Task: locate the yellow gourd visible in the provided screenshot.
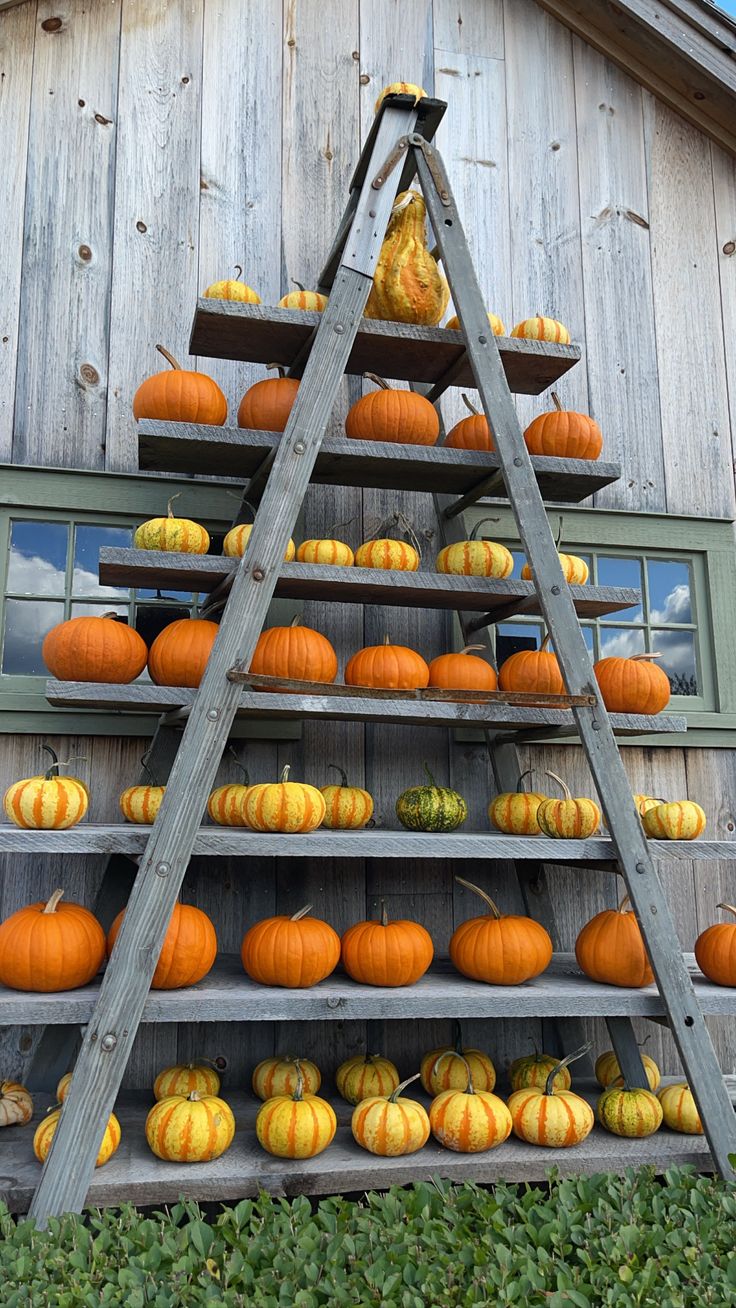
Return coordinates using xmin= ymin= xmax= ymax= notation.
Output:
xmin=365 ymin=191 xmax=449 ymax=326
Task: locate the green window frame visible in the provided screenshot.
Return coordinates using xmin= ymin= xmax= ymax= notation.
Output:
xmin=0 ymin=465 xmax=300 ymax=739
xmin=462 ymin=503 xmax=736 ymax=748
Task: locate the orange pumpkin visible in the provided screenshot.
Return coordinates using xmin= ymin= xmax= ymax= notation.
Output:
xmin=43 ymin=612 xmax=147 ymax=684
xmin=523 ymin=393 xmax=602 ymax=460
xmin=345 ymin=635 xmax=429 ymax=690
xmin=4 ymin=744 xmax=89 ymax=831
xmin=429 ymin=1056 xmax=512 ymax=1153
xmin=511 ymin=317 xmax=570 ymax=344
xmin=237 ymin=365 xmax=299 ymax=432
xmin=345 ymin=374 xmax=439 ymax=447
xmin=444 ymin=394 xmax=494 ymax=452
xmin=341 ymin=900 xmax=433 ymax=987
xmin=241 ymin=905 xmax=340 ymax=988
xmin=147 ymin=618 xmax=219 ymax=688
xmin=449 ymin=878 xmax=553 ymax=985
xmin=694 ymin=904 xmax=736 ymax=987
xmin=575 ymin=895 xmax=653 ymax=988
xmin=203 ymin=266 xmax=261 ymax=302
xmin=0 ymin=888 xmax=105 ymax=992
xmin=133 ymin=345 xmax=227 ymax=425
xmin=498 ymin=634 xmax=565 ymax=698
xmin=594 ymin=653 xmax=671 ymax=715
xmin=249 ymin=617 xmax=338 ymax=686
xmin=107 ymin=900 xmax=217 ymax=990
xmin=428 ymin=644 xmax=497 ymax=693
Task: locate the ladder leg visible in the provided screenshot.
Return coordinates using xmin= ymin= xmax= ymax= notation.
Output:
xmin=28 ymin=103 xmax=422 ymax=1225
xmin=415 ymin=137 xmax=736 ymax=1177
xmin=605 ymin=1015 xmax=652 ymax=1089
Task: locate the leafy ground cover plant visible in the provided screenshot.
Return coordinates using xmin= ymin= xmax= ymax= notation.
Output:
xmin=1 ymin=1166 xmax=735 ymax=1307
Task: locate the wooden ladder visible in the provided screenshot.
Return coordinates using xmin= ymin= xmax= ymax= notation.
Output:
xmin=28 ymin=95 xmax=736 ymax=1221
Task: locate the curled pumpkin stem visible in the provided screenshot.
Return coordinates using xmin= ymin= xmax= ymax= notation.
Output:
xmin=43 ymin=888 xmax=65 ymax=915
xmin=266 ymin=362 xmax=287 ymax=378
xmin=461 ymin=393 xmax=480 ymax=417
xmin=433 ymin=1050 xmax=475 ymax=1095
xmin=327 ymin=763 xmax=349 ymax=788
xmin=166 ymin=494 xmax=182 ymax=518
xmin=543 ymin=770 xmax=572 ymax=803
xmin=290 ymin=904 xmax=312 ymax=921
xmin=543 ymin=1042 xmax=592 ymax=1097
xmin=454 ymin=876 xmax=502 ymax=920
xmin=717 ymin=903 xmax=736 ymax=919
xmin=363 ymin=372 xmax=391 ymax=391
xmin=155 ymin=345 xmax=181 ymax=371
xmin=389 ymin=1072 xmax=422 ymax=1102
xmin=469 ymin=516 xmax=500 ymax=543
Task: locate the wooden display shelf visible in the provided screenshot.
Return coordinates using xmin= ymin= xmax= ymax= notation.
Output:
xmin=1 ymin=955 xmax=731 ymax=1026
xmin=1 ymin=824 xmax=732 ymax=861
xmin=189 ymin=301 xmax=581 ymax=395
xmin=137 ymin=421 xmax=620 ymax=502
xmin=45 ymin=680 xmax=687 ymax=736
xmin=0 ymin=1087 xmax=713 ymax=1213
xmin=99 ymin=548 xmax=639 ymax=622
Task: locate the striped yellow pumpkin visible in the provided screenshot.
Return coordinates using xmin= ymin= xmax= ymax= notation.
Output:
xmin=223 ymin=523 xmax=296 ymax=562
xmin=256 ymin=1064 xmax=336 ymax=1158
xmin=252 ymin=1055 xmax=321 ymax=1101
xmin=522 ymin=552 xmax=589 ymax=585
xmin=429 ymin=1078 xmax=512 ymax=1153
xmin=153 ymin=1062 xmax=221 ymax=1102
xmin=243 ymin=765 xmax=325 ymax=833
xmin=642 ymin=801 xmax=706 ymax=841
xmin=34 ymin=1108 xmax=121 ymax=1166
xmin=436 ymin=538 xmax=513 ymax=579
xmin=420 ymin=1030 xmax=496 ymax=1095
xmin=509 ymin=1052 xmax=572 ymax=1093
xmin=595 ymin=1049 xmax=661 ymax=1092
xmin=4 ymin=746 xmax=88 ymax=831
xmin=296 ymin=539 xmax=354 ymax=566
xmin=277 ymin=282 xmax=328 ymax=312
xmin=203 ymin=268 xmax=260 ymax=303
xmin=134 ymin=497 xmax=210 ymax=554
xmin=320 ymin=766 xmax=374 ymax=830
xmin=511 ymin=316 xmax=571 ymax=344
xmin=119 ymin=784 xmax=165 ymax=824
xmin=365 ymin=191 xmax=449 ymax=326
xmin=207 ymin=783 xmax=251 ymax=826
xmin=351 ymin=1073 xmax=430 ymax=1156
xmin=446 ymin=312 xmax=505 ymax=336
xmin=657 ymin=1082 xmax=702 ymax=1135
xmin=489 ymin=772 xmax=547 ymax=836
xmin=56 ymin=1072 xmax=72 ymax=1103
xmin=336 ymin=1054 xmax=400 ymax=1106
xmin=597 ymin=1086 xmax=663 ymax=1137
xmin=145 ymin=1091 xmax=235 ymax=1162
xmin=354 ymin=539 xmax=419 ymax=572
xmin=537 ymin=771 xmax=600 ymax=839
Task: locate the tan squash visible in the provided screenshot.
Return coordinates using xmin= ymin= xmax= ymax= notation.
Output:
xmin=365 ymin=191 xmax=449 ymax=326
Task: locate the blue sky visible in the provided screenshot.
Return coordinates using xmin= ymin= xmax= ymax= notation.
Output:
xmin=715 ymin=0 xmax=736 ymax=13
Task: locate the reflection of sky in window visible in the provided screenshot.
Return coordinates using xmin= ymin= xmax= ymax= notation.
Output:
xmin=648 ymin=560 xmax=691 ymax=623
xmin=7 ymin=521 xmax=68 ymax=595
xmin=599 ymin=626 xmax=646 ymax=658
xmin=2 ymin=599 xmax=64 ymax=674
xmin=597 ymin=556 xmax=643 ymax=620
xmin=73 ymin=526 xmax=132 ymax=598
xmin=653 ymin=629 xmax=698 ymax=693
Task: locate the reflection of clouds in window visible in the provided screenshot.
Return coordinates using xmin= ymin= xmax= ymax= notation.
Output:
xmin=6 ymin=551 xmax=67 ymax=597
xmin=649 ymin=582 xmax=691 ymax=625
xmin=2 ymin=599 xmax=64 ymax=674
xmin=648 ymin=561 xmax=691 ymax=623
xmin=654 ymin=629 xmax=698 ymax=692
xmin=73 ymin=526 xmax=132 ymax=598
xmin=599 ymin=627 xmax=646 ymax=659
xmin=7 ymin=521 xmax=68 ymax=595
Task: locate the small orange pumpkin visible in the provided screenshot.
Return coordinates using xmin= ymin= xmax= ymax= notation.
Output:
xmin=594 ymin=652 xmax=671 ymax=715
xmin=498 ymin=634 xmax=565 ymax=698
xmin=449 ymin=878 xmax=553 ymax=985
xmin=511 ymin=317 xmax=571 ymax=344
xmin=43 ymin=612 xmax=147 ymax=684
xmin=119 ymin=751 xmax=165 ymax=825
xmin=147 ymin=618 xmax=219 ymax=688
xmin=341 ymin=900 xmax=434 ymax=987
xmin=444 ymin=394 xmax=494 ymax=452
xmin=345 ymin=635 xmax=429 ymax=690
xmin=277 ymin=280 xmax=328 ymax=312
xmin=694 ymin=904 xmax=736 ymax=987
xmin=345 ymin=373 xmax=439 ymax=447
xmin=237 ymin=365 xmax=299 ymax=432
xmin=249 ymin=616 xmax=338 ymax=686
xmin=4 ymin=745 xmax=89 ymax=831
xmin=203 ymin=266 xmax=261 ymax=302
xmin=523 ymin=392 xmax=602 ymax=460
xmin=133 ymin=345 xmax=227 ymax=425
xmin=575 ymin=894 xmax=653 ymax=988
xmin=107 ymin=900 xmax=217 ymax=990
xmin=241 ymin=905 xmax=340 ymax=988
xmin=0 ymin=888 xmax=105 ymax=993
xmin=428 ymin=644 xmax=497 ymax=693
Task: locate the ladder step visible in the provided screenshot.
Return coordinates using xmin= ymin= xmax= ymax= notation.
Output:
xmin=99 ymin=548 xmax=637 ymax=620
xmin=137 ymin=422 xmax=619 ymax=502
xmin=1 ymin=955 xmax=732 ymax=1027
xmin=0 ymin=1083 xmax=716 ymax=1215
xmin=188 ymin=302 xmax=581 ymax=395
xmin=43 ymin=680 xmax=688 ymax=735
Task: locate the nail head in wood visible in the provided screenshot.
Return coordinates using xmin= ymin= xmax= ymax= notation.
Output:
xmin=100 ymin=1035 xmax=117 ymax=1052
xmin=636 ymin=863 xmax=646 ymax=874
xmin=551 ymin=585 xmax=561 ymax=595
xmin=294 ymin=442 xmax=306 ymax=454
xmin=155 ymin=862 xmax=170 ymax=877
xmin=252 ymin=569 xmax=264 ymax=581
xmin=207 ymin=709 xmax=220 ymax=721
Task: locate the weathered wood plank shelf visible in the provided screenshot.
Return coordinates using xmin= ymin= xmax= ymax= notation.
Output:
xmin=99 ymin=548 xmax=639 ymax=621
xmin=44 ymin=680 xmax=688 ymax=736
xmin=1 ymin=824 xmax=732 ymax=861
xmin=0 ymin=1087 xmax=712 ymax=1214
xmin=189 ymin=301 xmax=582 ymax=395
xmin=137 ymin=421 xmax=620 ymax=502
xmin=1 ymin=955 xmax=732 ymax=1026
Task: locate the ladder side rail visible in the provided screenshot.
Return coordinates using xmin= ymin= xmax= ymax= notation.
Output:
xmin=415 ymin=138 xmax=736 ymax=1176
xmin=28 ymin=102 xmax=421 ymax=1225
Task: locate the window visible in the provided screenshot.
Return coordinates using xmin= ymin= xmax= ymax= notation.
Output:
xmin=463 ymin=503 xmax=736 ymax=747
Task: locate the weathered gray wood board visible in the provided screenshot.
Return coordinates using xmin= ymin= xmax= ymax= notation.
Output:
xmin=712 ymin=144 xmax=736 ymax=474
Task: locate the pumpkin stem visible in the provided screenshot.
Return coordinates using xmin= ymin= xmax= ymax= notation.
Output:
xmin=388 ymin=1071 xmax=422 ymax=1103
xmin=187 ymin=1091 xmax=201 ymax=1102
xmin=454 ymin=877 xmax=501 ymax=920
xmin=42 ymin=744 xmax=60 ymax=779
xmin=290 ymin=904 xmax=312 ymax=921
xmin=327 ymin=764 xmax=349 ymax=788
xmin=543 ymin=1042 xmax=592 ymax=1097
xmin=233 ymin=265 xmax=243 ymax=279
xmin=363 ymin=372 xmax=391 ymax=391
xmin=327 ymin=516 xmax=356 ymax=537
xmin=291 ymin=279 xmax=306 ymax=292
xmin=540 ymin=632 xmax=552 ymax=653
xmin=469 ymin=516 xmax=500 ymax=542
xmin=289 ymin=615 xmax=302 ymax=628
xmin=618 ymin=894 xmax=632 ymax=913
xmin=554 ymin=515 xmax=564 ymax=550
xmin=42 ymin=889 xmax=65 ymax=915
xmin=380 ymin=899 xmax=389 ymax=928
xmin=99 ymin=610 xmax=123 ymax=621
xmin=292 ymin=1060 xmax=305 ymax=1101
xmin=544 ymin=770 xmax=572 ymax=803
xmin=279 ymin=764 xmax=292 ymax=784
xmin=383 ymin=634 xmax=391 ymax=646
xmin=516 ymin=769 xmax=540 ymax=794
xmin=166 ymin=494 xmax=182 ymax=518
xmin=459 ymin=645 xmax=486 ymax=656
xmin=155 ymin=345 xmax=182 ymax=371
xmin=461 ymin=393 xmax=480 ymax=417
xmin=422 ymin=762 xmax=437 ymax=788
xmin=433 ymin=1049 xmax=475 ymax=1095
xmin=630 ymin=653 xmax=662 ymax=662
xmin=717 ymin=903 xmax=736 ymax=919
xmin=226 ymin=745 xmax=250 ymax=784
xmin=266 ymin=362 xmax=287 ymax=378
xmin=551 ymin=392 xmax=563 ymax=412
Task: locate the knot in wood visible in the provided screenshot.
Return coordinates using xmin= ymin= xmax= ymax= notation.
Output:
xmin=78 ymin=244 xmax=92 ymax=262
xmin=724 ymin=241 xmax=735 ymax=257
xmin=136 ymin=220 xmax=147 ymax=233
xmin=94 ymin=112 xmax=112 ymax=126
xmin=80 ymin=363 xmax=100 ymax=385
xmin=41 ymin=16 xmax=62 ymax=31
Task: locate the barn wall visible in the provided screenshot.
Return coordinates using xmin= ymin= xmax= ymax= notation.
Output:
xmin=1 ymin=0 xmax=735 ymax=1086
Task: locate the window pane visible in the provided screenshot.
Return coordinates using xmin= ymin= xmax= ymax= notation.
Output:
xmin=496 ymin=622 xmax=543 ymax=665
xmin=596 ymin=556 xmax=643 ymax=620
xmin=73 ymin=526 xmax=132 ymax=598
xmin=648 ymin=560 xmax=692 ymax=624
xmin=7 ymin=521 xmax=68 ymax=596
xmin=2 ymin=598 xmax=65 ymax=674
xmin=653 ymin=629 xmax=699 ymax=696
xmin=599 ymin=626 xmax=646 ymax=659
xmin=71 ymin=601 xmax=129 ymax=619
xmin=580 ymin=626 xmax=595 ymax=654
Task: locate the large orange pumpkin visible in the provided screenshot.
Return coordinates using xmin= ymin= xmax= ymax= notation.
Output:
xmin=575 ymin=895 xmax=653 ymax=987
xmin=594 ymin=653 xmax=671 ymax=715
xmin=449 ymin=878 xmax=553 ymax=985
xmin=107 ymin=901 xmax=217 ymax=990
xmin=237 ymin=366 xmax=299 ymax=431
xmin=43 ymin=612 xmax=147 ymax=684
xmin=428 ymin=645 xmax=497 ymax=693
xmin=345 ymin=374 xmax=439 ymax=446
xmin=147 ymin=618 xmax=219 ymax=688
xmin=444 ymin=394 xmax=494 ymax=452
xmin=241 ymin=906 xmax=340 ymax=988
xmin=249 ymin=617 xmax=338 ymax=686
xmin=345 ymin=636 xmax=429 ymax=690
xmin=341 ymin=901 xmax=433 ymax=987
xmin=0 ymin=888 xmax=105 ymax=992
xmin=133 ymin=345 xmax=227 ymax=425
xmin=523 ymin=393 xmax=602 ymax=460
xmin=694 ymin=904 xmax=736 ymax=987
xmin=4 ymin=745 xmax=89 ymax=831
xmin=498 ymin=634 xmax=565 ymax=698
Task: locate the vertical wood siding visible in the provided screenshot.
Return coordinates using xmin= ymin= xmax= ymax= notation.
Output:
xmin=0 ymin=0 xmax=735 ymax=1086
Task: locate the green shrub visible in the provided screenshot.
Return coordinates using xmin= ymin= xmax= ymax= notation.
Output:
xmin=1 ymin=1166 xmax=735 ymax=1307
